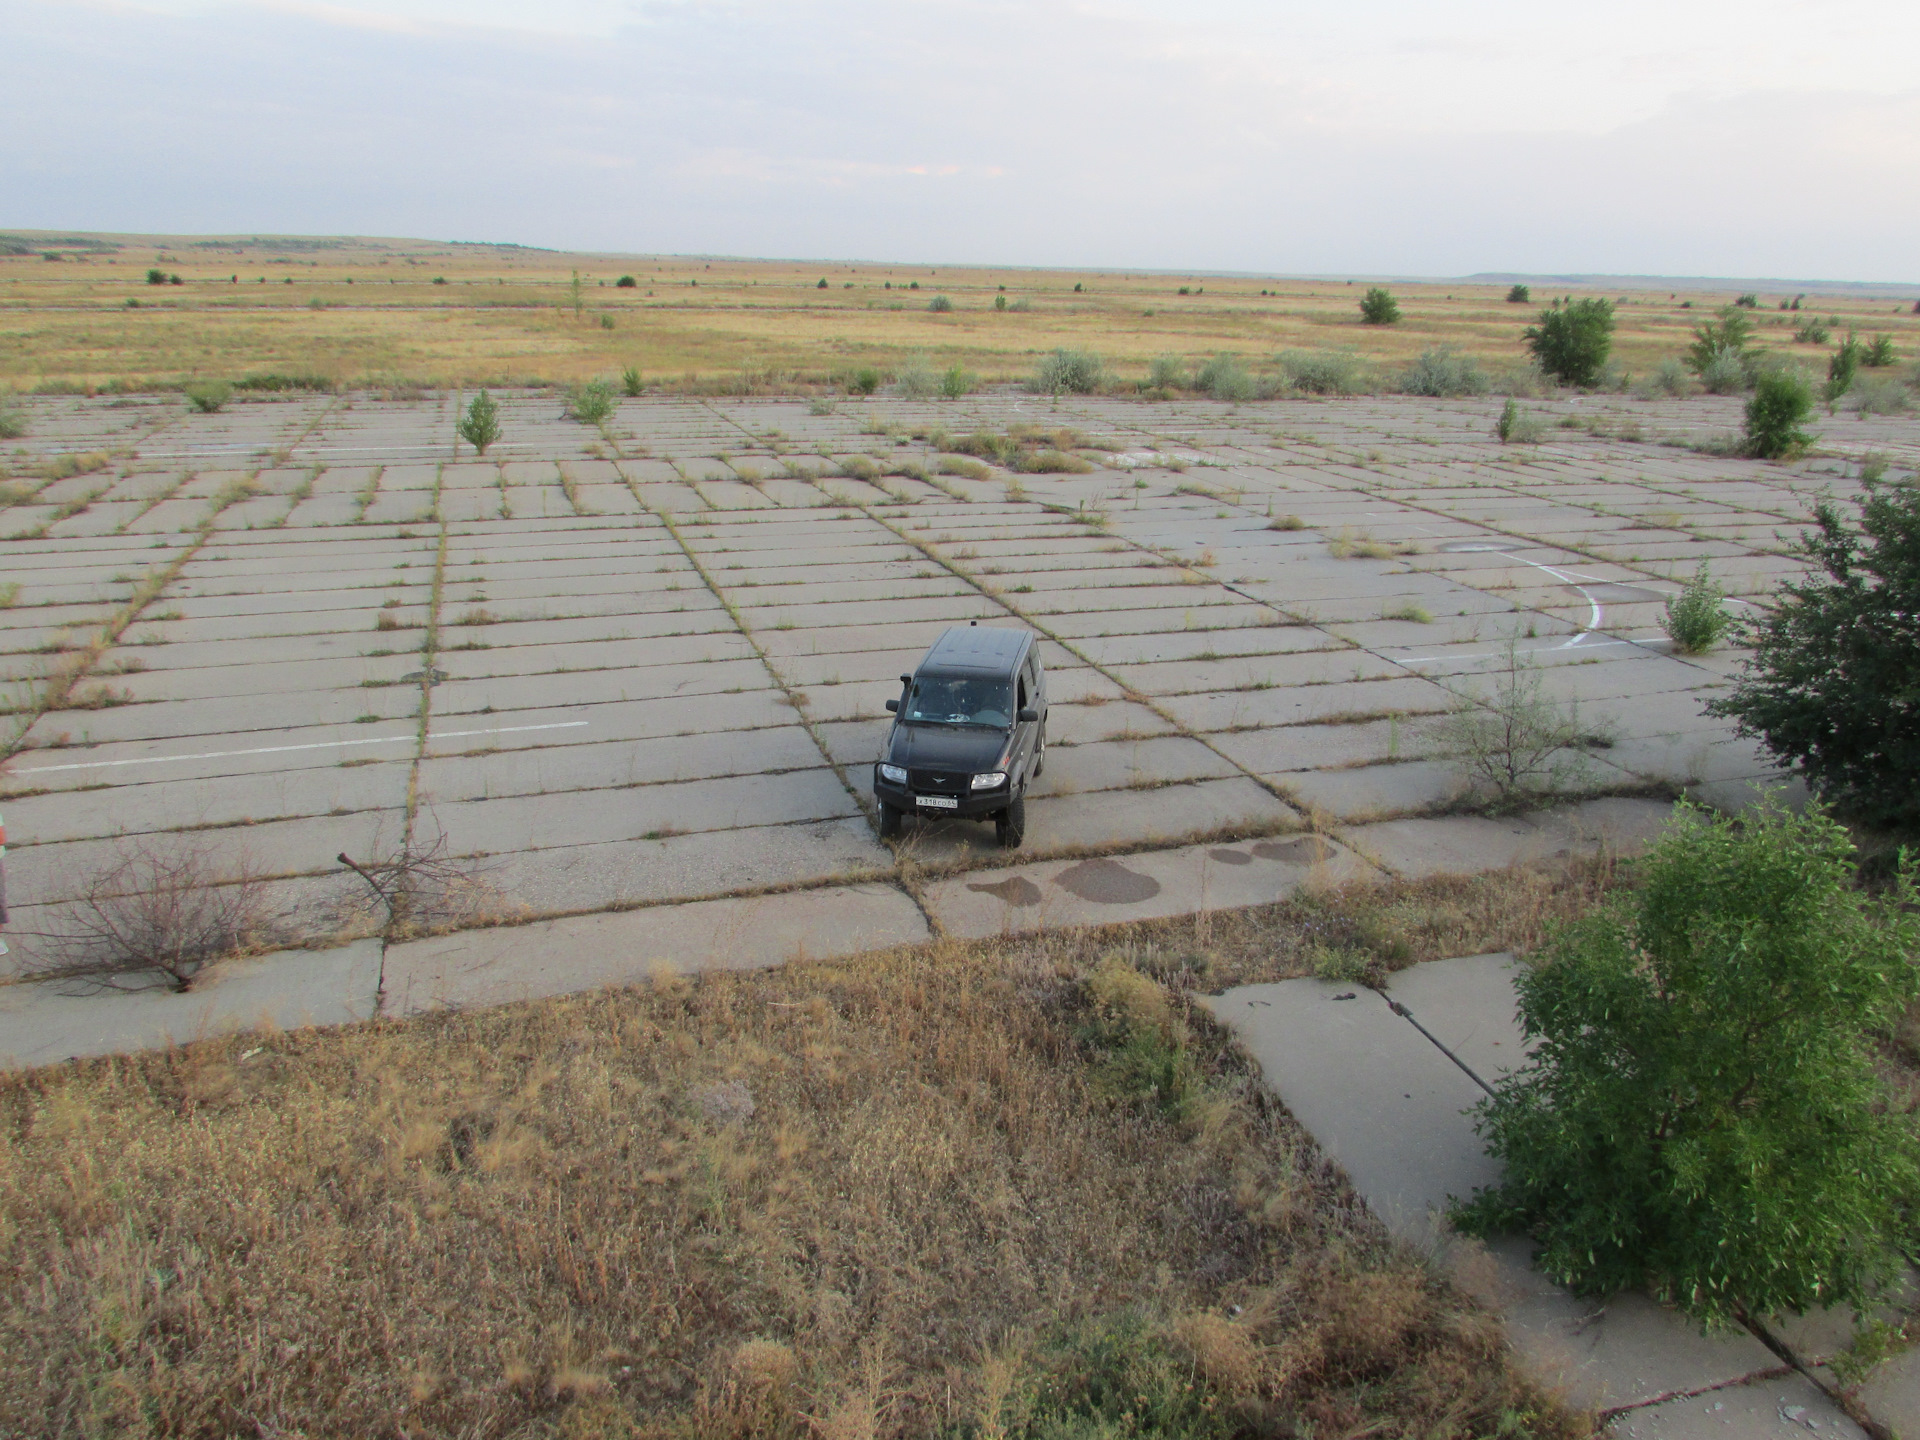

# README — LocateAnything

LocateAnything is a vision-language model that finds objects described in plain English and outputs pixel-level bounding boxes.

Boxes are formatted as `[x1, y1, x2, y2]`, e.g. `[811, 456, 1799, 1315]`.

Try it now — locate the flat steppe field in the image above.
[4, 231, 1919, 391]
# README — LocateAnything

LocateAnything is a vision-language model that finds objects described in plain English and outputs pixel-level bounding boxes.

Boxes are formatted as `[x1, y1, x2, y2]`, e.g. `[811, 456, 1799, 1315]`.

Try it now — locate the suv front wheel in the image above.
[995, 797, 1026, 849]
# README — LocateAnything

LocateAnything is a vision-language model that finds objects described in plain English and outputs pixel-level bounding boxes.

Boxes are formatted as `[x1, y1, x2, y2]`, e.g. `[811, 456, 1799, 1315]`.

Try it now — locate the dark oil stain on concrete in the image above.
[1252, 837, 1324, 865]
[1208, 848, 1254, 866]
[966, 875, 1043, 907]
[1053, 857, 1161, 904]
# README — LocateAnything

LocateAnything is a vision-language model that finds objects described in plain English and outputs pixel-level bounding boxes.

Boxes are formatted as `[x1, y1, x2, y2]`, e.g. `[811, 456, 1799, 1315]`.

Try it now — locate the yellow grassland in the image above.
[3, 232, 1915, 392]
[0, 862, 1619, 1437]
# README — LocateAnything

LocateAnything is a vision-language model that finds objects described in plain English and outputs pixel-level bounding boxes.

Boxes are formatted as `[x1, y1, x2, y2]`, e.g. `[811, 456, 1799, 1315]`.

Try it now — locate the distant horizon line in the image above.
[4, 227, 1915, 294]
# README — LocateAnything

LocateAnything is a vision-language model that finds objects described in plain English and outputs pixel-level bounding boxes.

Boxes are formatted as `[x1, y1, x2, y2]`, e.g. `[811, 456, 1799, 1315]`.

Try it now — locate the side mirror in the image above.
[885, 699, 899, 713]
[899, 674, 912, 685]
[1017, 707, 1038, 724]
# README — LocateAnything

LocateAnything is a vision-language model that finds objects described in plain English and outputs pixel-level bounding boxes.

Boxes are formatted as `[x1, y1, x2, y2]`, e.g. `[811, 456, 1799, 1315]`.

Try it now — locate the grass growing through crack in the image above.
[0, 867, 1604, 1437]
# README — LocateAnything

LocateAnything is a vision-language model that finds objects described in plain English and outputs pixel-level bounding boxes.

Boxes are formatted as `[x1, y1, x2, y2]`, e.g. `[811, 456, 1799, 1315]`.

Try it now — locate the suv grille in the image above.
[910, 769, 965, 794]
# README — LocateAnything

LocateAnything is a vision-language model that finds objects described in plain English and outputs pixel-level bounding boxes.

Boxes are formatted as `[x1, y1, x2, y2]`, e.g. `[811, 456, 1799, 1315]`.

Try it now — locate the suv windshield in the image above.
[903, 673, 1012, 728]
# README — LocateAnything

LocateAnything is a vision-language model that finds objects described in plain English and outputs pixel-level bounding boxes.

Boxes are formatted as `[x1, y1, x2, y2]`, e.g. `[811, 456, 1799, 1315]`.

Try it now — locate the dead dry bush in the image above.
[0, 888, 1590, 1438]
[31, 837, 279, 991]
[336, 822, 523, 938]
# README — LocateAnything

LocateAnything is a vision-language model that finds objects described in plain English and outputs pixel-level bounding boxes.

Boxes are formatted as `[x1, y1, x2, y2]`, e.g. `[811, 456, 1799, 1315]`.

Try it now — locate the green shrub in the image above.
[1734, 291, 1760, 308]
[565, 379, 615, 423]
[456, 389, 502, 456]
[145, 268, 166, 286]
[1359, 286, 1400, 325]
[1696, 348, 1749, 395]
[620, 366, 644, 397]
[1456, 801, 1920, 1329]
[1506, 284, 1530, 303]
[848, 366, 881, 396]
[615, 275, 637, 288]
[1863, 335, 1897, 368]
[1147, 354, 1188, 390]
[1744, 368, 1814, 458]
[1032, 348, 1104, 395]
[1852, 374, 1910, 415]
[938, 364, 972, 399]
[232, 371, 333, 393]
[1277, 348, 1365, 395]
[1825, 330, 1864, 408]
[993, 293, 1007, 312]
[815, 277, 828, 289]
[1632, 357, 1689, 398]
[1792, 319, 1830, 345]
[1686, 306, 1755, 378]
[1399, 346, 1488, 397]
[1661, 562, 1733, 654]
[183, 380, 232, 414]
[926, 294, 953, 313]
[1707, 478, 1920, 827]
[1524, 297, 1615, 386]
[1194, 352, 1260, 401]
[894, 354, 936, 399]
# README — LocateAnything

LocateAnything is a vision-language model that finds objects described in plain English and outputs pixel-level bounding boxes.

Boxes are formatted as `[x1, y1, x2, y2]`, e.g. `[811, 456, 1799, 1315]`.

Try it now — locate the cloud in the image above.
[3, 0, 1915, 278]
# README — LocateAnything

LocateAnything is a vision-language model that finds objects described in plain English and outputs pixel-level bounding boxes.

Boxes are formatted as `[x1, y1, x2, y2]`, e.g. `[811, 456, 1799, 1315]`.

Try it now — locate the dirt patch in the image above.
[1208, 847, 1254, 866]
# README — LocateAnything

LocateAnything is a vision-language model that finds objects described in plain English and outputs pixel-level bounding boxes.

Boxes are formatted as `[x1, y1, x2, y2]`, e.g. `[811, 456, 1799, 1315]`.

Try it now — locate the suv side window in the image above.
[1017, 670, 1028, 711]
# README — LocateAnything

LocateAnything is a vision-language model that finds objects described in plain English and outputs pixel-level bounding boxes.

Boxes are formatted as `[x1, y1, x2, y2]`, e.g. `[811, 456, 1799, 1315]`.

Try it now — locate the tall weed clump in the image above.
[1523, 297, 1614, 387]
[1431, 637, 1590, 807]
[0, 398, 25, 439]
[1661, 562, 1733, 654]
[1456, 802, 1920, 1329]
[1398, 347, 1488, 397]
[894, 354, 937, 399]
[1707, 478, 1920, 827]
[1825, 330, 1864, 410]
[1032, 348, 1104, 395]
[565, 379, 615, 423]
[1147, 354, 1189, 391]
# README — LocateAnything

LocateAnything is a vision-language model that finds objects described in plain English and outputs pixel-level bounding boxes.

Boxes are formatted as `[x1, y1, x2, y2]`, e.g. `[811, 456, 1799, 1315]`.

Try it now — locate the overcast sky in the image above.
[6, 0, 1917, 279]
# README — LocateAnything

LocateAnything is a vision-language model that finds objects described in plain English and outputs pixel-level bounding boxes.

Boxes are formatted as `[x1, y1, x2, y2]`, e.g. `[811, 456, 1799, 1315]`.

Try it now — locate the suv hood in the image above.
[885, 722, 1008, 772]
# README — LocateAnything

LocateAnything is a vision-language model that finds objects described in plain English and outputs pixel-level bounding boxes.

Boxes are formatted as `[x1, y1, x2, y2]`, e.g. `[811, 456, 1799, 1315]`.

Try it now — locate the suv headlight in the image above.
[879, 763, 907, 784]
[971, 771, 1007, 790]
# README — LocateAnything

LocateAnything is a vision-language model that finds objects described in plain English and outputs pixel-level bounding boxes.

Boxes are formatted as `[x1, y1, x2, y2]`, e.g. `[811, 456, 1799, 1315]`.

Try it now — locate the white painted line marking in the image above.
[10, 721, 589, 775]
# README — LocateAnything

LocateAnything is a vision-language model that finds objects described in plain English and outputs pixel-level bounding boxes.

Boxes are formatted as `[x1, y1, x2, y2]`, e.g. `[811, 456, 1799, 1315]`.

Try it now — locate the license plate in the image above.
[916, 794, 959, 810]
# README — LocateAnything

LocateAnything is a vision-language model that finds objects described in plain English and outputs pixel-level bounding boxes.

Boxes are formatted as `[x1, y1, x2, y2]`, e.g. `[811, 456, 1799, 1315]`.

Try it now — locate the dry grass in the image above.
[9, 233, 1916, 392]
[0, 862, 1615, 1438]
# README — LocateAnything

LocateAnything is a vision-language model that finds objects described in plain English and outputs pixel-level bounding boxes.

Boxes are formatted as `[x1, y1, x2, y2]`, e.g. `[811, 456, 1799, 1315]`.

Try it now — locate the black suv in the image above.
[874, 624, 1047, 847]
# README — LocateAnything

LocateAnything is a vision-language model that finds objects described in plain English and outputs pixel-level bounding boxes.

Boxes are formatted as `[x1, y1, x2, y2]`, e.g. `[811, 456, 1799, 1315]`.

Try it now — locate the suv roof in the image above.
[918, 624, 1029, 675]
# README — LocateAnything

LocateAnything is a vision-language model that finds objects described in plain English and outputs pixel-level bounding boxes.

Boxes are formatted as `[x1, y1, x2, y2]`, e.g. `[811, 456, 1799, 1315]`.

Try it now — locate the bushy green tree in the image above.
[1523, 297, 1615, 386]
[1743, 369, 1814, 459]
[1359, 286, 1400, 324]
[1506, 284, 1530, 303]
[1707, 479, 1920, 828]
[457, 389, 502, 456]
[1863, 335, 1897, 368]
[1456, 801, 1920, 1329]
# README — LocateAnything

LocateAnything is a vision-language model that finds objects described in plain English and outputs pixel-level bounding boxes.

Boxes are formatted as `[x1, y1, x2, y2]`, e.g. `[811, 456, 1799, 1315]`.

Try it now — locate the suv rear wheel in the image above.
[995, 797, 1026, 849]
